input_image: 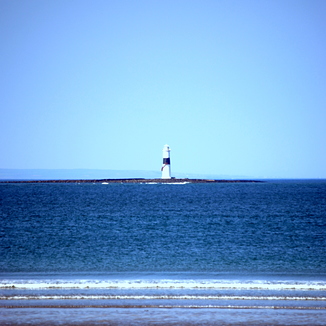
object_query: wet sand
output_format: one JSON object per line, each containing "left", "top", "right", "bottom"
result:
{"left": 1, "top": 307, "right": 326, "bottom": 326}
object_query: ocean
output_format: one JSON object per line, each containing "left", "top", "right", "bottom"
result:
{"left": 1, "top": 180, "right": 326, "bottom": 325}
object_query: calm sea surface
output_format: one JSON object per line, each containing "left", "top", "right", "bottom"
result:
{"left": 1, "top": 180, "right": 326, "bottom": 325}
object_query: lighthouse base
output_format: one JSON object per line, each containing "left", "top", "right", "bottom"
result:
{"left": 161, "top": 165, "right": 171, "bottom": 179}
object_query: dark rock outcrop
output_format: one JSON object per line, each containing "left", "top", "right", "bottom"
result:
{"left": 0, "top": 178, "right": 263, "bottom": 184}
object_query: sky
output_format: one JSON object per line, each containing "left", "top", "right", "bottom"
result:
{"left": 1, "top": 0, "right": 326, "bottom": 178}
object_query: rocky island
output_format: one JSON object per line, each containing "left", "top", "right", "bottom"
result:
{"left": 1, "top": 178, "right": 263, "bottom": 184}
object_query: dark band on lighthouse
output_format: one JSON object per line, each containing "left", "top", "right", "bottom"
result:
{"left": 163, "top": 158, "right": 170, "bottom": 164}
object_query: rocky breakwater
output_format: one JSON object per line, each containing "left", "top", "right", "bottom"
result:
{"left": 1, "top": 178, "right": 263, "bottom": 184}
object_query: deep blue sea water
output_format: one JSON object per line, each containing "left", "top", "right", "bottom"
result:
{"left": 1, "top": 180, "right": 326, "bottom": 325}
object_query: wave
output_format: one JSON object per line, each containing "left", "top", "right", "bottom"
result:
{"left": 1, "top": 304, "right": 326, "bottom": 310}
{"left": 1, "top": 279, "right": 326, "bottom": 291}
{"left": 143, "top": 182, "right": 189, "bottom": 184}
{"left": 1, "top": 295, "right": 326, "bottom": 301}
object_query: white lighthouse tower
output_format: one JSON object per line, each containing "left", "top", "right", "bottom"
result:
{"left": 161, "top": 144, "right": 171, "bottom": 179}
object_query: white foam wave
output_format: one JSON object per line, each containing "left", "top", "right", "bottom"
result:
{"left": 143, "top": 182, "right": 189, "bottom": 184}
{"left": 1, "top": 279, "right": 326, "bottom": 290}
{"left": 165, "top": 182, "right": 190, "bottom": 184}
{"left": 1, "top": 295, "right": 325, "bottom": 301}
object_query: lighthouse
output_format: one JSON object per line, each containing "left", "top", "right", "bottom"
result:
{"left": 161, "top": 144, "right": 171, "bottom": 179}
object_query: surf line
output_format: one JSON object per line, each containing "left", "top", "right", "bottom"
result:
{"left": 1, "top": 305, "right": 326, "bottom": 310}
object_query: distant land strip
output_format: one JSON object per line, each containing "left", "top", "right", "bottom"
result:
{"left": 0, "top": 178, "right": 263, "bottom": 184}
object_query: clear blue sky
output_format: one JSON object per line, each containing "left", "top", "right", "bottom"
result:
{"left": 1, "top": 0, "right": 325, "bottom": 178}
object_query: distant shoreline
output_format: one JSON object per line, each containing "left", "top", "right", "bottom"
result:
{"left": 0, "top": 178, "right": 263, "bottom": 184}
